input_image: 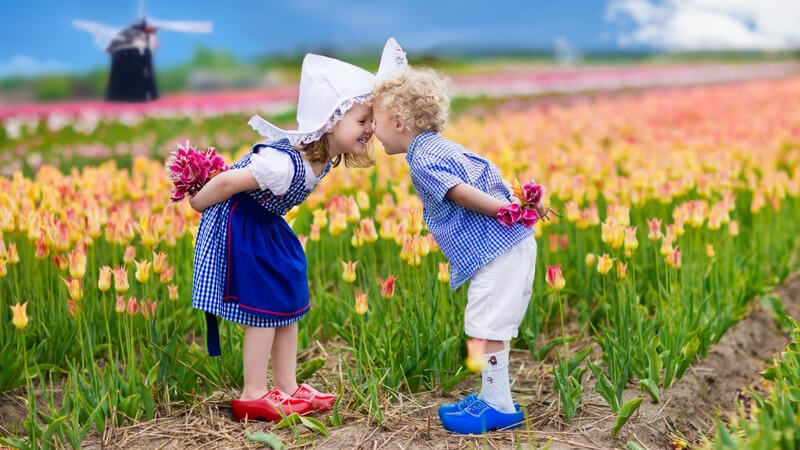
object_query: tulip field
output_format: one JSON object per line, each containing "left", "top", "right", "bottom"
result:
{"left": 1, "top": 76, "right": 800, "bottom": 448}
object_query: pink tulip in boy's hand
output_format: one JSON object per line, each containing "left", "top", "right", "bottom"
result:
{"left": 496, "top": 203, "right": 522, "bottom": 227}
{"left": 519, "top": 207, "right": 540, "bottom": 228}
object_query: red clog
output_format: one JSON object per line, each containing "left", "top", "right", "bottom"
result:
{"left": 231, "top": 388, "right": 313, "bottom": 422}
{"left": 290, "top": 383, "right": 336, "bottom": 412}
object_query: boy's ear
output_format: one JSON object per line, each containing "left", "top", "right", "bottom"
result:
{"left": 394, "top": 115, "right": 406, "bottom": 133}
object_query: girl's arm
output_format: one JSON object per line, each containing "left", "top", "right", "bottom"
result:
{"left": 445, "top": 183, "right": 508, "bottom": 217}
{"left": 188, "top": 169, "right": 260, "bottom": 212}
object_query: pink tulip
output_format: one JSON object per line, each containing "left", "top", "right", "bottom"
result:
{"left": 519, "top": 207, "right": 540, "bottom": 228}
{"left": 166, "top": 141, "right": 228, "bottom": 202}
{"left": 497, "top": 203, "right": 522, "bottom": 227}
{"left": 521, "top": 182, "right": 543, "bottom": 206}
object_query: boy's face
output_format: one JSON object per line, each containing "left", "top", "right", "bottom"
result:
{"left": 372, "top": 103, "right": 407, "bottom": 155}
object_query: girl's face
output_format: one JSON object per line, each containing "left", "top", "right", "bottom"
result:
{"left": 328, "top": 103, "right": 374, "bottom": 157}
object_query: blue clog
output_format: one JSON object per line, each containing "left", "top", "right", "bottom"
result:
{"left": 438, "top": 394, "right": 520, "bottom": 416}
{"left": 440, "top": 397, "right": 524, "bottom": 434}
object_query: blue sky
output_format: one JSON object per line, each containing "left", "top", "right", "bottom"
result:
{"left": 1, "top": 0, "right": 798, "bottom": 76}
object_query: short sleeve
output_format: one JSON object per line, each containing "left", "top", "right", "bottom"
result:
{"left": 248, "top": 149, "right": 294, "bottom": 195}
{"left": 411, "top": 153, "right": 466, "bottom": 203}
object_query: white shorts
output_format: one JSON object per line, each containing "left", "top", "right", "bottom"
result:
{"left": 465, "top": 236, "right": 537, "bottom": 341}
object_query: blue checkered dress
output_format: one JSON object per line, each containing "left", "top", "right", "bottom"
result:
{"left": 192, "top": 139, "right": 330, "bottom": 355}
{"left": 406, "top": 131, "right": 534, "bottom": 290}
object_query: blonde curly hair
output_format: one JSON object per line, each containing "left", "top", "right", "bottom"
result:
{"left": 371, "top": 68, "right": 450, "bottom": 133}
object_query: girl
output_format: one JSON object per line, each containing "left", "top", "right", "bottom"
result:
{"left": 189, "top": 53, "right": 376, "bottom": 421}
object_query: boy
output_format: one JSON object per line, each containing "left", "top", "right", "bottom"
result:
{"left": 371, "top": 68, "right": 539, "bottom": 434}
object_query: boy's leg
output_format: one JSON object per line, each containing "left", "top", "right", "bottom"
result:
{"left": 465, "top": 236, "right": 538, "bottom": 414}
{"left": 479, "top": 339, "right": 515, "bottom": 413}
{"left": 241, "top": 326, "right": 276, "bottom": 400}
{"left": 270, "top": 322, "right": 299, "bottom": 394}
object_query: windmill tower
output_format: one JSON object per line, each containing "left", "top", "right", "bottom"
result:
{"left": 73, "top": 1, "right": 212, "bottom": 102}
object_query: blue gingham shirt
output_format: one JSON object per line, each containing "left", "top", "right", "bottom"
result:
{"left": 407, "top": 131, "right": 534, "bottom": 290}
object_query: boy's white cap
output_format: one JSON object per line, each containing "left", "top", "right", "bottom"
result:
{"left": 248, "top": 53, "right": 375, "bottom": 146}
{"left": 376, "top": 37, "right": 408, "bottom": 81}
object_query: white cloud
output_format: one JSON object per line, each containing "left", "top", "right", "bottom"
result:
{"left": 0, "top": 55, "right": 70, "bottom": 77}
{"left": 607, "top": 0, "right": 800, "bottom": 50}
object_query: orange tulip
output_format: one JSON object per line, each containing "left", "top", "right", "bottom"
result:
{"left": 113, "top": 266, "right": 129, "bottom": 293}
{"left": 8, "top": 242, "right": 19, "bottom": 264}
{"left": 647, "top": 218, "right": 662, "bottom": 240}
{"left": 159, "top": 264, "right": 174, "bottom": 284}
{"left": 378, "top": 275, "right": 396, "bottom": 299}
{"left": 124, "top": 245, "right": 136, "bottom": 264}
{"left": 168, "top": 284, "right": 179, "bottom": 301}
{"left": 152, "top": 251, "right": 167, "bottom": 274}
{"left": 354, "top": 292, "right": 368, "bottom": 315}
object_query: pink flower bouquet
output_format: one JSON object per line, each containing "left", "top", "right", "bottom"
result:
{"left": 166, "top": 141, "right": 228, "bottom": 202}
{"left": 496, "top": 179, "right": 558, "bottom": 228}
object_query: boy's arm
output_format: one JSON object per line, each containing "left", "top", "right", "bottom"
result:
{"left": 189, "top": 169, "right": 260, "bottom": 212}
{"left": 445, "top": 183, "right": 507, "bottom": 217}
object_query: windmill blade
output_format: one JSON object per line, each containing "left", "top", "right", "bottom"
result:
{"left": 73, "top": 20, "right": 120, "bottom": 49}
{"left": 149, "top": 19, "right": 213, "bottom": 33}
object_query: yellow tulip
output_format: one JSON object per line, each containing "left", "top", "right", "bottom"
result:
{"left": 356, "top": 190, "right": 370, "bottom": 211}
{"left": 706, "top": 244, "right": 716, "bottom": 259}
{"left": 465, "top": 338, "right": 486, "bottom": 373}
{"left": 341, "top": 260, "right": 358, "bottom": 283}
{"left": 585, "top": 253, "right": 596, "bottom": 268}
{"left": 68, "top": 248, "right": 86, "bottom": 279}
{"left": 597, "top": 254, "right": 613, "bottom": 275}
{"left": 10, "top": 301, "right": 28, "bottom": 330}
{"left": 624, "top": 226, "right": 638, "bottom": 252}
{"left": 98, "top": 266, "right": 112, "bottom": 292}
{"left": 728, "top": 220, "right": 739, "bottom": 236}
{"left": 438, "top": 262, "right": 450, "bottom": 284}
{"left": 135, "top": 259, "right": 151, "bottom": 283}
{"left": 62, "top": 277, "right": 83, "bottom": 301}
{"left": 616, "top": 261, "right": 628, "bottom": 279}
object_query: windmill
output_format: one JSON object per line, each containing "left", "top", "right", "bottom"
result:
{"left": 73, "top": 1, "right": 212, "bottom": 102}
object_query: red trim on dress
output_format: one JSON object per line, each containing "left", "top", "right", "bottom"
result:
{"left": 223, "top": 200, "right": 240, "bottom": 303}
{"left": 239, "top": 303, "right": 310, "bottom": 316}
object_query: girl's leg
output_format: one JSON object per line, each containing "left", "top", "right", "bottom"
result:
{"left": 271, "top": 322, "right": 299, "bottom": 394}
{"left": 241, "top": 326, "right": 276, "bottom": 401}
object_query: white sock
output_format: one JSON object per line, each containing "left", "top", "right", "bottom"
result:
{"left": 478, "top": 342, "right": 515, "bottom": 413}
